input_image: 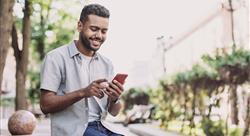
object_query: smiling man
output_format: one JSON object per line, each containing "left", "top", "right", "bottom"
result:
{"left": 40, "top": 4, "right": 124, "bottom": 136}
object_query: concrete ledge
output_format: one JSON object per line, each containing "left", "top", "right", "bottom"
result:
{"left": 128, "top": 123, "right": 182, "bottom": 136}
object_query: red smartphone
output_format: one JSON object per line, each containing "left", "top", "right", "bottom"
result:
{"left": 112, "top": 73, "right": 128, "bottom": 85}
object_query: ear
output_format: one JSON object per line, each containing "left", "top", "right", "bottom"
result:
{"left": 77, "top": 21, "right": 83, "bottom": 32}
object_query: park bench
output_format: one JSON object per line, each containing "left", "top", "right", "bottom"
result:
{"left": 123, "top": 104, "right": 155, "bottom": 126}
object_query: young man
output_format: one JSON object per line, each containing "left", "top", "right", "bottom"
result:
{"left": 40, "top": 4, "right": 124, "bottom": 136}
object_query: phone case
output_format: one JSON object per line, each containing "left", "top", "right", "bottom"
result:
{"left": 112, "top": 74, "right": 128, "bottom": 85}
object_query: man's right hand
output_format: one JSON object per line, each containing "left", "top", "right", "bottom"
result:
{"left": 81, "top": 79, "right": 108, "bottom": 99}
{"left": 40, "top": 79, "right": 108, "bottom": 114}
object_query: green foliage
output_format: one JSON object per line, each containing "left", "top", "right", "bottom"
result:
{"left": 202, "top": 49, "right": 250, "bottom": 69}
{"left": 148, "top": 88, "right": 167, "bottom": 120}
{"left": 140, "top": 47, "right": 250, "bottom": 135}
{"left": 202, "top": 48, "right": 250, "bottom": 84}
{"left": 27, "top": 0, "right": 76, "bottom": 108}
{"left": 201, "top": 118, "right": 225, "bottom": 136}
{"left": 171, "top": 71, "right": 189, "bottom": 86}
{"left": 0, "top": 98, "right": 15, "bottom": 107}
{"left": 31, "top": 0, "right": 75, "bottom": 61}
{"left": 27, "top": 70, "right": 40, "bottom": 105}
{"left": 169, "top": 64, "right": 218, "bottom": 91}
{"left": 186, "top": 64, "right": 218, "bottom": 90}
{"left": 201, "top": 118, "right": 242, "bottom": 136}
{"left": 229, "top": 127, "right": 243, "bottom": 136}
{"left": 46, "top": 28, "right": 74, "bottom": 52}
{"left": 147, "top": 85, "right": 183, "bottom": 128}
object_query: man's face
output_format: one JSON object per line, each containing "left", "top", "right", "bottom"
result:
{"left": 78, "top": 14, "right": 109, "bottom": 52}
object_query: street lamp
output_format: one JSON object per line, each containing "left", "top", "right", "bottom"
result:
{"left": 156, "top": 36, "right": 173, "bottom": 73}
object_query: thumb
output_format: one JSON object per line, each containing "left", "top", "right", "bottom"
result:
{"left": 95, "top": 79, "right": 108, "bottom": 83}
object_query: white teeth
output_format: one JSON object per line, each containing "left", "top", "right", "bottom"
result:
{"left": 92, "top": 40, "right": 100, "bottom": 46}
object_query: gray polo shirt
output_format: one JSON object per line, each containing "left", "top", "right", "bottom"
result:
{"left": 40, "top": 41, "right": 114, "bottom": 136}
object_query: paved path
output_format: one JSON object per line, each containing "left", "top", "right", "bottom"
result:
{"left": 1, "top": 118, "right": 138, "bottom": 136}
{"left": 128, "top": 124, "right": 181, "bottom": 136}
{"left": 1, "top": 111, "right": 182, "bottom": 136}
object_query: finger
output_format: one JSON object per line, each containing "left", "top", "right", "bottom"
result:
{"left": 106, "top": 86, "right": 120, "bottom": 97}
{"left": 98, "top": 91, "right": 104, "bottom": 98}
{"left": 93, "top": 82, "right": 106, "bottom": 89}
{"left": 100, "top": 82, "right": 109, "bottom": 88}
{"left": 103, "top": 89, "right": 116, "bottom": 99}
{"left": 103, "top": 88, "right": 115, "bottom": 96}
{"left": 94, "top": 93, "right": 103, "bottom": 99}
{"left": 103, "top": 89, "right": 112, "bottom": 97}
{"left": 96, "top": 88, "right": 105, "bottom": 98}
{"left": 112, "top": 80, "right": 124, "bottom": 92}
{"left": 93, "top": 90, "right": 104, "bottom": 99}
{"left": 94, "top": 79, "right": 108, "bottom": 84}
{"left": 108, "top": 82, "right": 122, "bottom": 94}
{"left": 91, "top": 86, "right": 100, "bottom": 96}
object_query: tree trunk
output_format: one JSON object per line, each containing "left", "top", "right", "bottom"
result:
{"left": 228, "top": 0, "right": 236, "bottom": 51}
{"left": 15, "top": 59, "right": 28, "bottom": 110}
{"left": 207, "top": 88, "right": 214, "bottom": 118}
{"left": 207, "top": 86, "right": 223, "bottom": 118}
{"left": 37, "top": 0, "right": 52, "bottom": 60}
{"left": 229, "top": 84, "right": 239, "bottom": 125}
{"left": 188, "top": 87, "right": 197, "bottom": 135}
{"left": 190, "top": 88, "right": 196, "bottom": 128}
{"left": 37, "top": 13, "right": 45, "bottom": 60}
{"left": 0, "top": 0, "right": 14, "bottom": 95}
{"left": 11, "top": 0, "right": 32, "bottom": 110}
{"left": 181, "top": 88, "right": 188, "bottom": 132}
{"left": 243, "top": 95, "right": 250, "bottom": 136}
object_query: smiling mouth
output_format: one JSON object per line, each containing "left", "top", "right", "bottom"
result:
{"left": 90, "top": 37, "right": 102, "bottom": 46}
{"left": 92, "top": 40, "right": 101, "bottom": 46}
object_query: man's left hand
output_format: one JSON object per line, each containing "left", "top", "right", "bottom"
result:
{"left": 104, "top": 80, "right": 124, "bottom": 102}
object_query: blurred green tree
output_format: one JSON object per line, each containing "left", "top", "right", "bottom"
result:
{"left": 28, "top": 0, "right": 75, "bottom": 107}
{"left": 202, "top": 48, "right": 250, "bottom": 125}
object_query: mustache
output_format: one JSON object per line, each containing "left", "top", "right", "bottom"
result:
{"left": 90, "top": 37, "right": 103, "bottom": 42}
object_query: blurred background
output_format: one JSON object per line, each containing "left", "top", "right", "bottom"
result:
{"left": 0, "top": 0, "right": 249, "bottom": 135}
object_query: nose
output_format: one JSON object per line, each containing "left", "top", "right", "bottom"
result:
{"left": 95, "top": 30, "right": 102, "bottom": 38}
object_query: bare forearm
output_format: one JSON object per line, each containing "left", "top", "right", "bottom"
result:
{"left": 40, "top": 89, "right": 86, "bottom": 114}
{"left": 108, "top": 101, "right": 121, "bottom": 116}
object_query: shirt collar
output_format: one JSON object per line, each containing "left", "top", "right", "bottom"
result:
{"left": 68, "top": 41, "right": 80, "bottom": 58}
{"left": 92, "top": 52, "right": 99, "bottom": 60}
{"left": 68, "top": 41, "right": 99, "bottom": 60}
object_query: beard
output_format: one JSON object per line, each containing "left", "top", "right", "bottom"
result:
{"left": 79, "top": 32, "right": 103, "bottom": 52}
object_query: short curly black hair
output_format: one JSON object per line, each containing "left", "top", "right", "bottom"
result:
{"left": 79, "top": 4, "right": 110, "bottom": 22}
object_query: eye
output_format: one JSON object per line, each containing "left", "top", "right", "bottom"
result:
{"left": 90, "top": 26, "right": 99, "bottom": 31}
{"left": 102, "top": 29, "right": 107, "bottom": 34}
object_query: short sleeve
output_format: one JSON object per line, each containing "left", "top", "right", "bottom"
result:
{"left": 40, "top": 54, "right": 62, "bottom": 92}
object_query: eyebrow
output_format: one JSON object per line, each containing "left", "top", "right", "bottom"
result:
{"left": 90, "top": 25, "right": 108, "bottom": 31}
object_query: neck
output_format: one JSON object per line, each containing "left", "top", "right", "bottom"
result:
{"left": 75, "top": 40, "right": 94, "bottom": 57}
